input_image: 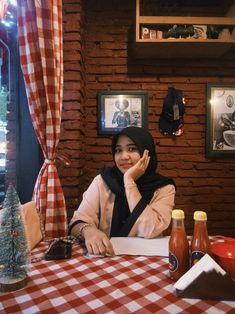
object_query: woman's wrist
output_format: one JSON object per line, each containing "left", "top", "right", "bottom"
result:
{"left": 124, "top": 176, "right": 136, "bottom": 188}
{"left": 124, "top": 180, "right": 137, "bottom": 188}
{"left": 75, "top": 222, "right": 94, "bottom": 240}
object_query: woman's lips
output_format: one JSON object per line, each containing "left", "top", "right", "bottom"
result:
{"left": 120, "top": 163, "right": 132, "bottom": 169}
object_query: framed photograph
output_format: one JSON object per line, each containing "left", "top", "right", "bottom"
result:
{"left": 97, "top": 90, "right": 148, "bottom": 135}
{"left": 206, "top": 83, "right": 235, "bottom": 158}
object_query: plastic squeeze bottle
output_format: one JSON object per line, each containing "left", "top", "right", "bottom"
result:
{"left": 191, "top": 210, "right": 211, "bottom": 266}
{"left": 169, "top": 209, "right": 189, "bottom": 281}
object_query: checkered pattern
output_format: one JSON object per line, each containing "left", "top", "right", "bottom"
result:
{"left": 17, "top": 1, "right": 67, "bottom": 238}
{"left": 1, "top": 241, "right": 235, "bottom": 314}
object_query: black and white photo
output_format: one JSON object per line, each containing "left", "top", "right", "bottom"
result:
{"left": 206, "top": 83, "right": 235, "bottom": 158}
{"left": 97, "top": 91, "right": 148, "bottom": 135}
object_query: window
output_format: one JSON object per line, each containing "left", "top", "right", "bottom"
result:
{"left": 0, "top": 3, "right": 43, "bottom": 206}
{"left": 0, "top": 7, "right": 14, "bottom": 204}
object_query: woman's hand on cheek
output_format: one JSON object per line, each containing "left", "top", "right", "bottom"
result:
{"left": 124, "top": 149, "right": 150, "bottom": 181}
{"left": 83, "top": 226, "right": 115, "bottom": 256}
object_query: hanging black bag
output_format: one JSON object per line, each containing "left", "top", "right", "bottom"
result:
{"left": 159, "top": 87, "right": 185, "bottom": 136}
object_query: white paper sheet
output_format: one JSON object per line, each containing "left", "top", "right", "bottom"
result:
{"left": 110, "top": 236, "right": 169, "bottom": 257}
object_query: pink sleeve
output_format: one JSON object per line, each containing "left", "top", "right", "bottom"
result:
{"left": 69, "top": 176, "right": 101, "bottom": 227}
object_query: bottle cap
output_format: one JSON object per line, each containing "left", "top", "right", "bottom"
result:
{"left": 194, "top": 211, "right": 207, "bottom": 221}
{"left": 172, "top": 209, "right": 185, "bottom": 219}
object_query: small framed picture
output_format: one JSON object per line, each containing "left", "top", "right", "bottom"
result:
{"left": 97, "top": 90, "right": 148, "bottom": 135}
{"left": 206, "top": 83, "right": 235, "bottom": 158}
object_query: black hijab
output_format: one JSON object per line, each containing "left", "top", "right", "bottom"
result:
{"left": 101, "top": 127, "right": 175, "bottom": 236}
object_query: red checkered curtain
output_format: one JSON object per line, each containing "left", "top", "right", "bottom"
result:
{"left": 17, "top": 0, "right": 67, "bottom": 238}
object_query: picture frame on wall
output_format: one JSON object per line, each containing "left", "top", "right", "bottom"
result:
{"left": 206, "top": 83, "right": 235, "bottom": 158}
{"left": 97, "top": 90, "right": 148, "bottom": 135}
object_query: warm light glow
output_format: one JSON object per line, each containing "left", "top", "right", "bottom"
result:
{"left": 209, "top": 97, "right": 217, "bottom": 106}
{"left": 209, "top": 95, "right": 222, "bottom": 107}
{"left": 0, "top": 0, "right": 16, "bottom": 27}
{"left": 0, "top": 0, "right": 8, "bottom": 21}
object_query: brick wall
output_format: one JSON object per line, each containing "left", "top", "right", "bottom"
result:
{"left": 58, "top": 0, "right": 87, "bottom": 218}
{"left": 61, "top": 0, "right": 235, "bottom": 236}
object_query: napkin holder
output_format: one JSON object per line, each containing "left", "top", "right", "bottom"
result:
{"left": 176, "top": 270, "right": 235, "bottom": 301}
{"left": 174, "top": 254, "right": 235, "bottom": 301}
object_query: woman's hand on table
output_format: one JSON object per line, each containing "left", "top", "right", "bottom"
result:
{"left": 83, "top": 226, "right": 115, "bottom": 256}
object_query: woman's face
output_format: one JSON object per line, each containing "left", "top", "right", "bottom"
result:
{"left": 114, "top": 135, "right": 141, "bottom": 174}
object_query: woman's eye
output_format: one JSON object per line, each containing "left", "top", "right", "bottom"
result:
{"left": 128, "top": 146, "right": 138, "bottom": 152}
{"left": 115, "top": 148, "right": 121, "bottom": 154}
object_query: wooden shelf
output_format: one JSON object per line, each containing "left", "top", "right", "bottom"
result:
{"left": 133, "top": 41, "right": 234, "bottom": 59}
{"left": 138, "top": 16, "right": 235, "bottom": 26}
{"left": 133, "top": 0, "right": 235, "bottom": 59}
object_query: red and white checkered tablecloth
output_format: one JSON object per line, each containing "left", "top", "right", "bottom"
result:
{"left": 0, "top": 241, "right": 235, "bottom": 314}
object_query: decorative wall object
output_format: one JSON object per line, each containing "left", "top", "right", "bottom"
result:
{"left": 97, "top": 90, "right": 148, "bottom": 135}
{"left": 206, "top": 83, "right": 235, "bottom": 158}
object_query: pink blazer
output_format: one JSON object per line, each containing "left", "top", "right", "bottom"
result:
{"left": 70, "top": 174, "right": 175, "bottom": 238}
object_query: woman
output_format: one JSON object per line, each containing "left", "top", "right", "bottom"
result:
{"left": 69, "top": 127, "right": 175, "bottom": 256}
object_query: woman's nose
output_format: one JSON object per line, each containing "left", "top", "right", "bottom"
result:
{"left": 120, "top": 150, "right": 130, "bottom": 159}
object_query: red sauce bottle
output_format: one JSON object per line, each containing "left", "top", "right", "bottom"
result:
{"left": 169, "top": 209, "right": 189, "bottom": 281}
{"left": 191, "top": 211, "right": 211, "bottom": 266}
